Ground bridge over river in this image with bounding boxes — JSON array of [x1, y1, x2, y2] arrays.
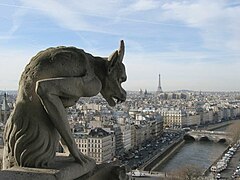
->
[[184, 130, 232, 143], [152, 120, 239, 177]]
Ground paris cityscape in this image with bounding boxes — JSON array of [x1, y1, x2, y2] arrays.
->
[[1, 74, 240, 179], [1, 1, 240, 179]]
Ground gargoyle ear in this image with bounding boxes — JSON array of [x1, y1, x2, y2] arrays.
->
[[107, 40, 125, 74], [118, 40, 125, 62], [107, 50, 118, 74]]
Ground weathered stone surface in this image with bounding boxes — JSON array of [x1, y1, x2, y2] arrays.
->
[[87, 165, 129, 180], [0, 157, 128, 180], [2, 39, 127, 177], [0, 156, 93, 180], [81, 162, 129, 180]]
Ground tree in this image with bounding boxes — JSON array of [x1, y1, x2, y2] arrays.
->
[[226, 121, 240, 144], [168, 165, 202, 180]]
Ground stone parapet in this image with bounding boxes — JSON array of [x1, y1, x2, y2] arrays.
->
[[0, 156, 128, 180]]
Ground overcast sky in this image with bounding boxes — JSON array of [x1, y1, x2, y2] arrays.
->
[[0, 0, 240, 91]]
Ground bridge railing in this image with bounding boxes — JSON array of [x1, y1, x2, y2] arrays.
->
[[188, 130, 229, 135]]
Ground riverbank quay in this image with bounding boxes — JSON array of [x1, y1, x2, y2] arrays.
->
[[216, 142, 240, 179], [203, 142, 240, 179], [140, 137, 185, 171], [204, 119, 240, 131], [203, 145, 230, 176]]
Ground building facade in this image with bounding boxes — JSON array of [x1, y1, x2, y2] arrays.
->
[[74, 128, 115, 164]]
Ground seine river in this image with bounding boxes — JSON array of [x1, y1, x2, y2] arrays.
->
[[152, 121, 237, 173], [154, 141, 227, 173]]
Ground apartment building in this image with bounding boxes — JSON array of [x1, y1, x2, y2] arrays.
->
[[161, 109, 188, 128], [74, 128, 115, 164]]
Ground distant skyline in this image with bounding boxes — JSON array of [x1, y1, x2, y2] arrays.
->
[[0, 0, 240, 91]]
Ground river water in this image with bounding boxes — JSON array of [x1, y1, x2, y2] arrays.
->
[[152, 123, 234, 173], [154, 141, 227, 173]]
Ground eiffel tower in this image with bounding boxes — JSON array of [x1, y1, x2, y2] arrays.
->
[[156, 74, 163, 95]]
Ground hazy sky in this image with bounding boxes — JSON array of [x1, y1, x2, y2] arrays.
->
[[0, 0, 240, 91]]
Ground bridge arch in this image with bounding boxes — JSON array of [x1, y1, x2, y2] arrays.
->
[[183, 134, 195, 141], [218, 138, 227, 143], [199, 136, 210, 141]]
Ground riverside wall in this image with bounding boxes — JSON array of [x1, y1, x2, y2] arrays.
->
[[205, 119, 240, 131], [207, 123, 232, 131], [141, 138, 185, 172]]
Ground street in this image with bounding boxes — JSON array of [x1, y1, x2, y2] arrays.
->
[[221, 143, 240, 179], [120, 131, 183, 170]]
